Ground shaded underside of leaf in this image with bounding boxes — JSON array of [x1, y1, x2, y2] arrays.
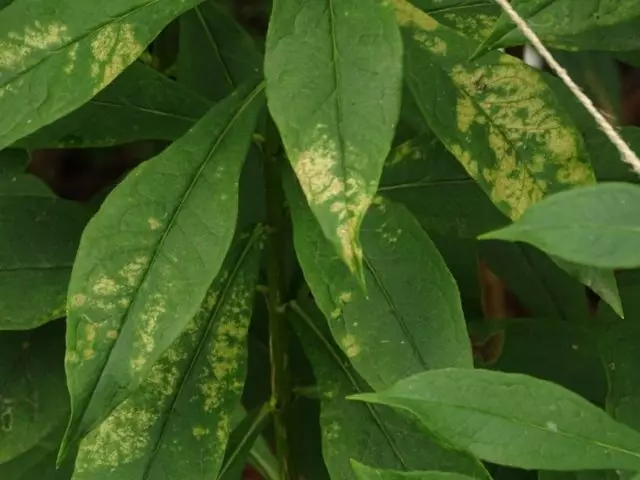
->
[[178, 0, 262, 102], [265, 0, 403, 277], [61, 79, 264, 456], [72, 227, 263, 479]]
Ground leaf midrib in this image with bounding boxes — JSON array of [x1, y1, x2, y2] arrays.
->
[[74, 82, 264, 439], [140, 228, 262, 480], [381, 394, 640, 461]]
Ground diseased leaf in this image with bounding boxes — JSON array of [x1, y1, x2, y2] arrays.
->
[[394, 0, 621, 317], [480, 183, 640, 269], [411, 0, 499, 42], [351, 461, 477, 480], [0, 321, 68, 464], [0, 0, 206, 150], [0, 150, 96, 330], [290, 301, 489, 480], [178, 0, 262, 101], [478, 0, 640, 53], [352, 368, 640, 471], [72, 228, 263, 479], [265, 0, 403, 278], [13, 62, 212, 149], [285, 171, 473, 391], [61, 80, 264, 455]]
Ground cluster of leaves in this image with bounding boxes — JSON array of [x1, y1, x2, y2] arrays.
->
[[2, 0, 640, 479]]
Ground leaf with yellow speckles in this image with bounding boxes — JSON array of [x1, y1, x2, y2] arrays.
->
[[395, 0, 622, 317], [410, 0, 499, 42], [0, 321, 69, 464], [60, 79, 264, 459], [71, 227, 263, 479], [290, 300, 489, 480], [178, 0, 262, 102], [13, 62, 212, 149], [0, 150, 96, 330], [264, 0, 403, 281], [285, 170, 472, 392], [0, 0, 207, 150], [477, 0, 640, 54]]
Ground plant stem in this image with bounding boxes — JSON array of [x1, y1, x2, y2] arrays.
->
[[263, 127, 295, 480]]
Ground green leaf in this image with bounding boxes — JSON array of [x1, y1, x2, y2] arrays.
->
[[290, 301, 489, 480], [71, 228, 263, 478], [600, 322, 640, 433], [548, 51, 621, 123], [395, 1, 621, 316], [0, 321, 69, 464], [178, 0, 262, 102], [477, 318, 608, 403], [13, 61, 212, 149], [351, 461, 477, 480], [478, 0, 640, 53], [352, 368, 640, 471], [397, 1, 594, 221], [265, 0, 403, 279], [219, 404, 272, 480], [585, 127, 640, 183], [0, 150, 96, 330], [479, 242, 590, 321], [286, 172, 473, 391], [61, 80, 264, 457], [0, 0, 206, 150], [0, 424, 76, 480], [480, 183, 640, 269], [410, 0, 499, 43]]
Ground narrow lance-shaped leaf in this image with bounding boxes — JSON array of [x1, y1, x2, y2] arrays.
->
[[477, 0, 640, 54], [71, 228, 263, 479], [61, 79, 264, 457], [350, 460, 478, 480], [0, 0, 206, 150], [394, 0, 622, 316], [352, 368, 640, 471], [178, 0, 262, 102], [290, 301, 489, 480], [285, 171, 472, 391], [265, 0, 403, 280], [219, 404, 273, 480], [13, 61, 212, 149], [480, 183, 640, 269], [0, 150, 96, 330]]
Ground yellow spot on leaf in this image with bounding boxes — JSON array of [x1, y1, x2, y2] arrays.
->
[[393, 0, 437, 30], [341, 334, 360, 358], [90, 23, 143, 93], [92, 276, 118, 296], [147, 217, 162, 230]]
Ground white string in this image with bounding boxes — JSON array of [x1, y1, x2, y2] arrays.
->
[[492, 0, 640, 174]]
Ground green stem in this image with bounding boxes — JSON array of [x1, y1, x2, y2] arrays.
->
[[263, 130, 295, 480]]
